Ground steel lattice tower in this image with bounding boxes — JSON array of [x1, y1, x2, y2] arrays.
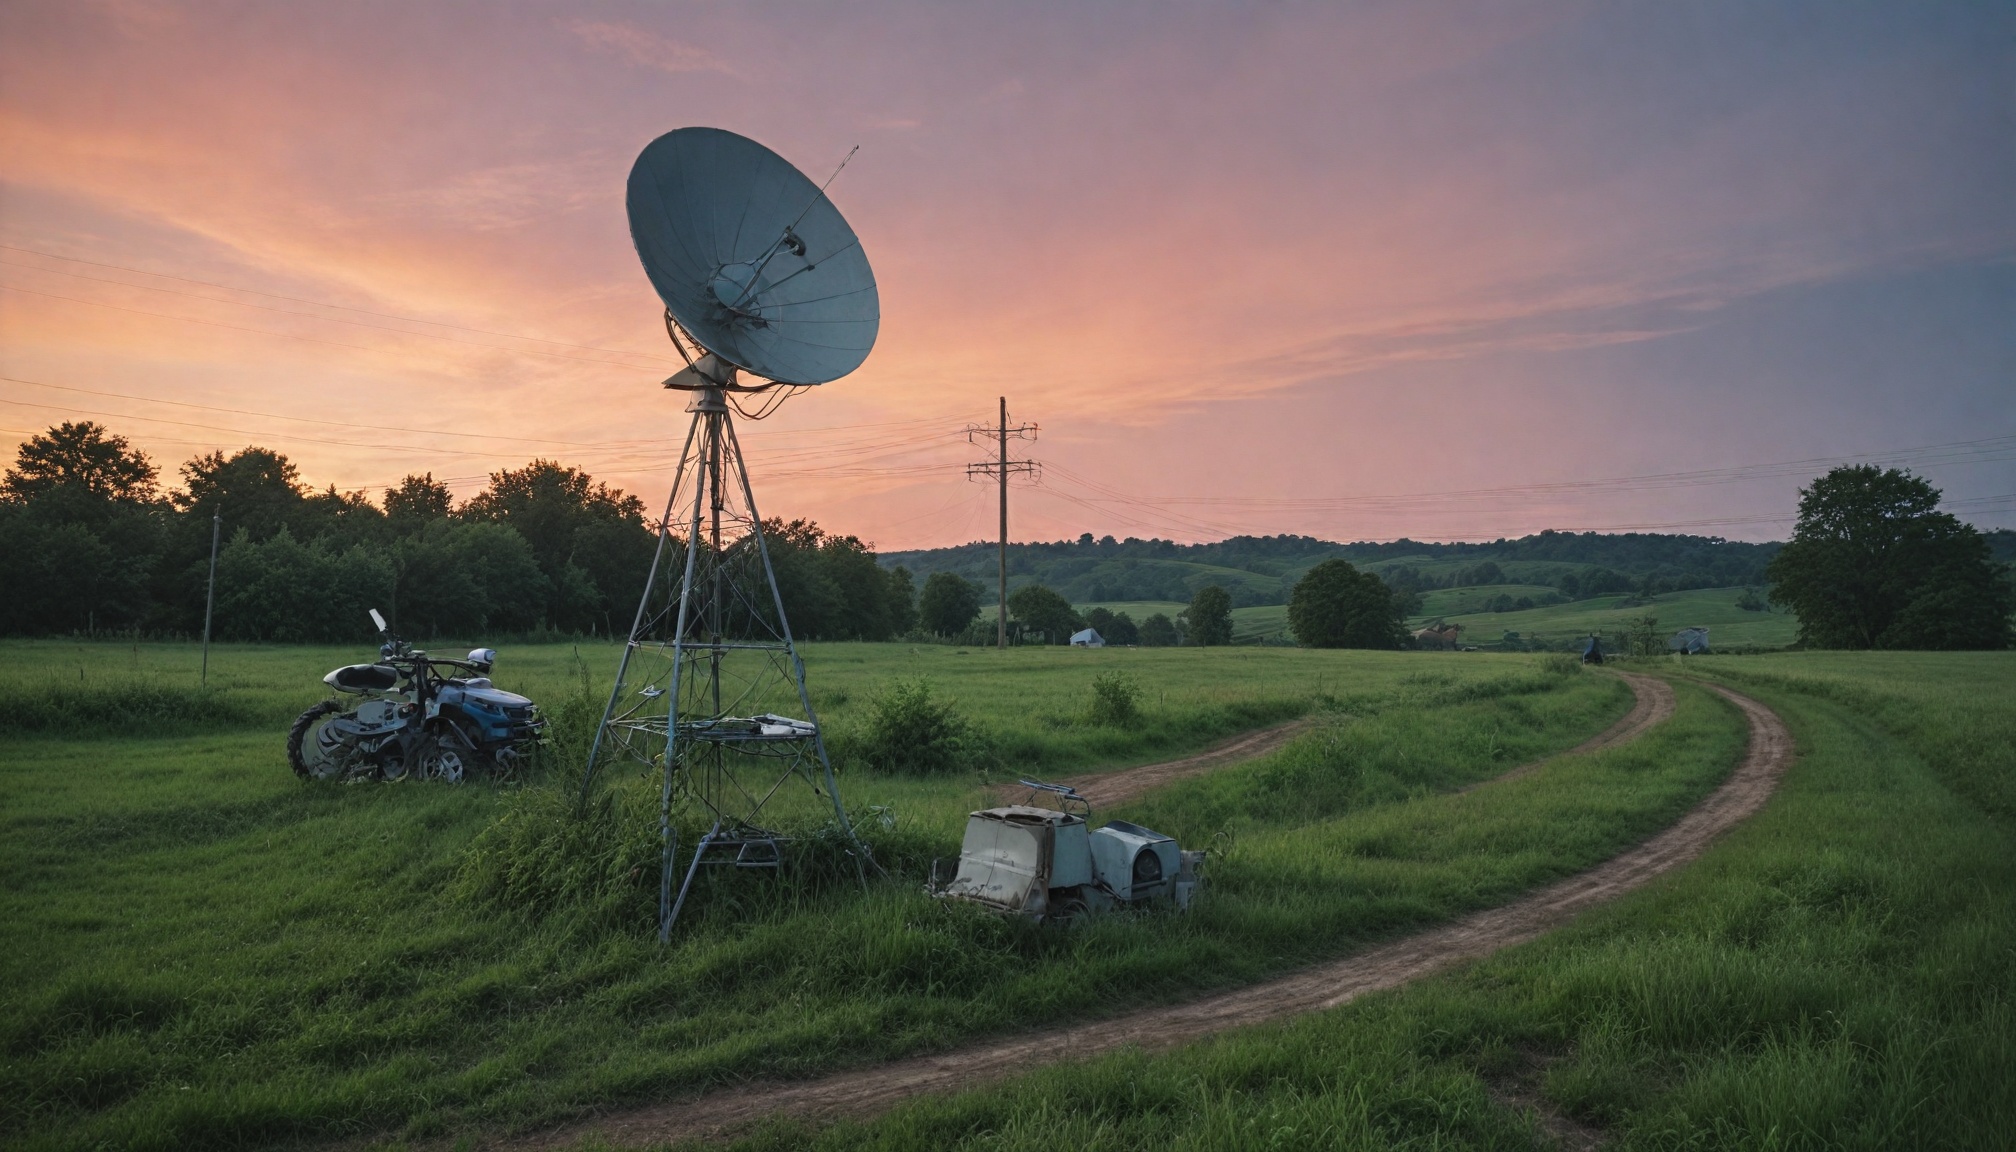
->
[[580, 383, 865, 942]]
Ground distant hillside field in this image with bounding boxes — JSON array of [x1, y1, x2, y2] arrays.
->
[[883, 530, 1781, 610], [1040, 588, 1798, 650], [1434, 587, 1799, 650]]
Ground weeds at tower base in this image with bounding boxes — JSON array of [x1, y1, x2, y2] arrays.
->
[[454, 783, 942, 935]]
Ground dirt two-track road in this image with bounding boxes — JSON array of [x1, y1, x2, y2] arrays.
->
[[513, 673, 1781, 1150]]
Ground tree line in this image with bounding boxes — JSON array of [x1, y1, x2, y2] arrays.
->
[[0, 422, 914, 643], [6, 424, 2005, 652]]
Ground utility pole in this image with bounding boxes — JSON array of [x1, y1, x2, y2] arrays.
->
[[966, 397, 1038, 649], [201, 510, 220, 687]]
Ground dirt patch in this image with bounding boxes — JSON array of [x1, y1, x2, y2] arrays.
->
[[1483, 1045, 1607, 1152], [1001, 717, 1316, 809], [512, 677, 1778, 1150]]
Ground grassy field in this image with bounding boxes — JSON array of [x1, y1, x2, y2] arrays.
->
[[1432, 586, 1799, 651], [717, 652, 2016, 1152], [0, 639, 1786, 1150], [1066, 587, 1798, 650]]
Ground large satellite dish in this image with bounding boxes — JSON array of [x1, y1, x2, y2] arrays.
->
[[627, 127, 879, 387]]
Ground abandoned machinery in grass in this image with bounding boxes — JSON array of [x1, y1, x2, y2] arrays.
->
[[931, 780, 1205, 922], [579, 127, 882, 941], [288, 609, 545, 783]]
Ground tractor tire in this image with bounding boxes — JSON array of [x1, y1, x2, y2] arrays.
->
[[287, 700, 345, 779]]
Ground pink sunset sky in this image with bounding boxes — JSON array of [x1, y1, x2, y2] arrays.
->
[[2, 1, 2011, 548]]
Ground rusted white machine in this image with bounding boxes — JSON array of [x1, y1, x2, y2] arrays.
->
[[929, 781, 1203, 922]]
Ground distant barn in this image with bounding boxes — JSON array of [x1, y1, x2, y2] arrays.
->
[[1070, 628, 1106, 648], [1413, 623, 1461, 650]]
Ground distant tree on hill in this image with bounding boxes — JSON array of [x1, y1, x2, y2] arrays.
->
[[1008, 583, 1082, 643], [919, 571, 983, 636], [1581, 567, 1632, 596], [1767, 466, 2012, 650], [1138, 612, 1178, 646], [1289, 559, 1406, 649], [1181, 585, 1234, 646], [1456, 560, 1504, 587]]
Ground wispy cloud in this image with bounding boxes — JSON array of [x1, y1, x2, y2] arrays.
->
[[566, 20, 736, 77]]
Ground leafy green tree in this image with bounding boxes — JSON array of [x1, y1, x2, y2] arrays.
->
[[461, 460, 649, 630], [3, 421, 158, 507], [1007, 583, 1082, 644], [1180, 585, 1234, 646], [1082, 606, 1140, 645], [919, 571, 983, 636], [1, 423, 163, 630], [1288, 558, 1406, 649], [1138, 612, 1178, 646], [212, 527, 396, 642], [298, 484, 387, 547], [819, 533, 903, 640], [1767, 466, 2012, 650], [1105, 610, 1139, 645], [0, 514, 145, 634], [1380, 573, 1425, 616], [393, 520, 550, 636], [384, 473, 455, 523], [885, 566, 917, 635], [174, 447, 306, 540]]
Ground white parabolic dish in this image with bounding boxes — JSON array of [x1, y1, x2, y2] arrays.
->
[[627, 127, 879, 386]]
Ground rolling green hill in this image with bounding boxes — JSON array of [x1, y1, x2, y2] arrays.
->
[[1051, 588, 1799, 650], [883, 530, 1781, 611], [1432, 586, 1798, 650]]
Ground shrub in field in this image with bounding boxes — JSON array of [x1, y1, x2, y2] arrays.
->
[[1087, 671, 1142, 726], [842, 677, 991, 775]]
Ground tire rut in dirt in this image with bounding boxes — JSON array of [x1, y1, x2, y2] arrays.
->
[[512, 675, 1766, 1150]]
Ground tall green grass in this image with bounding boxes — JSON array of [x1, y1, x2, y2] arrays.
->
[[716, 653, 2016, 1152], [0, 641, 1708, 1150]]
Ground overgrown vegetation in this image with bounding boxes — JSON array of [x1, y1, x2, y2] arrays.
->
[[2, 641, 1688, 1150], [716, 652, 2016, 1152]]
